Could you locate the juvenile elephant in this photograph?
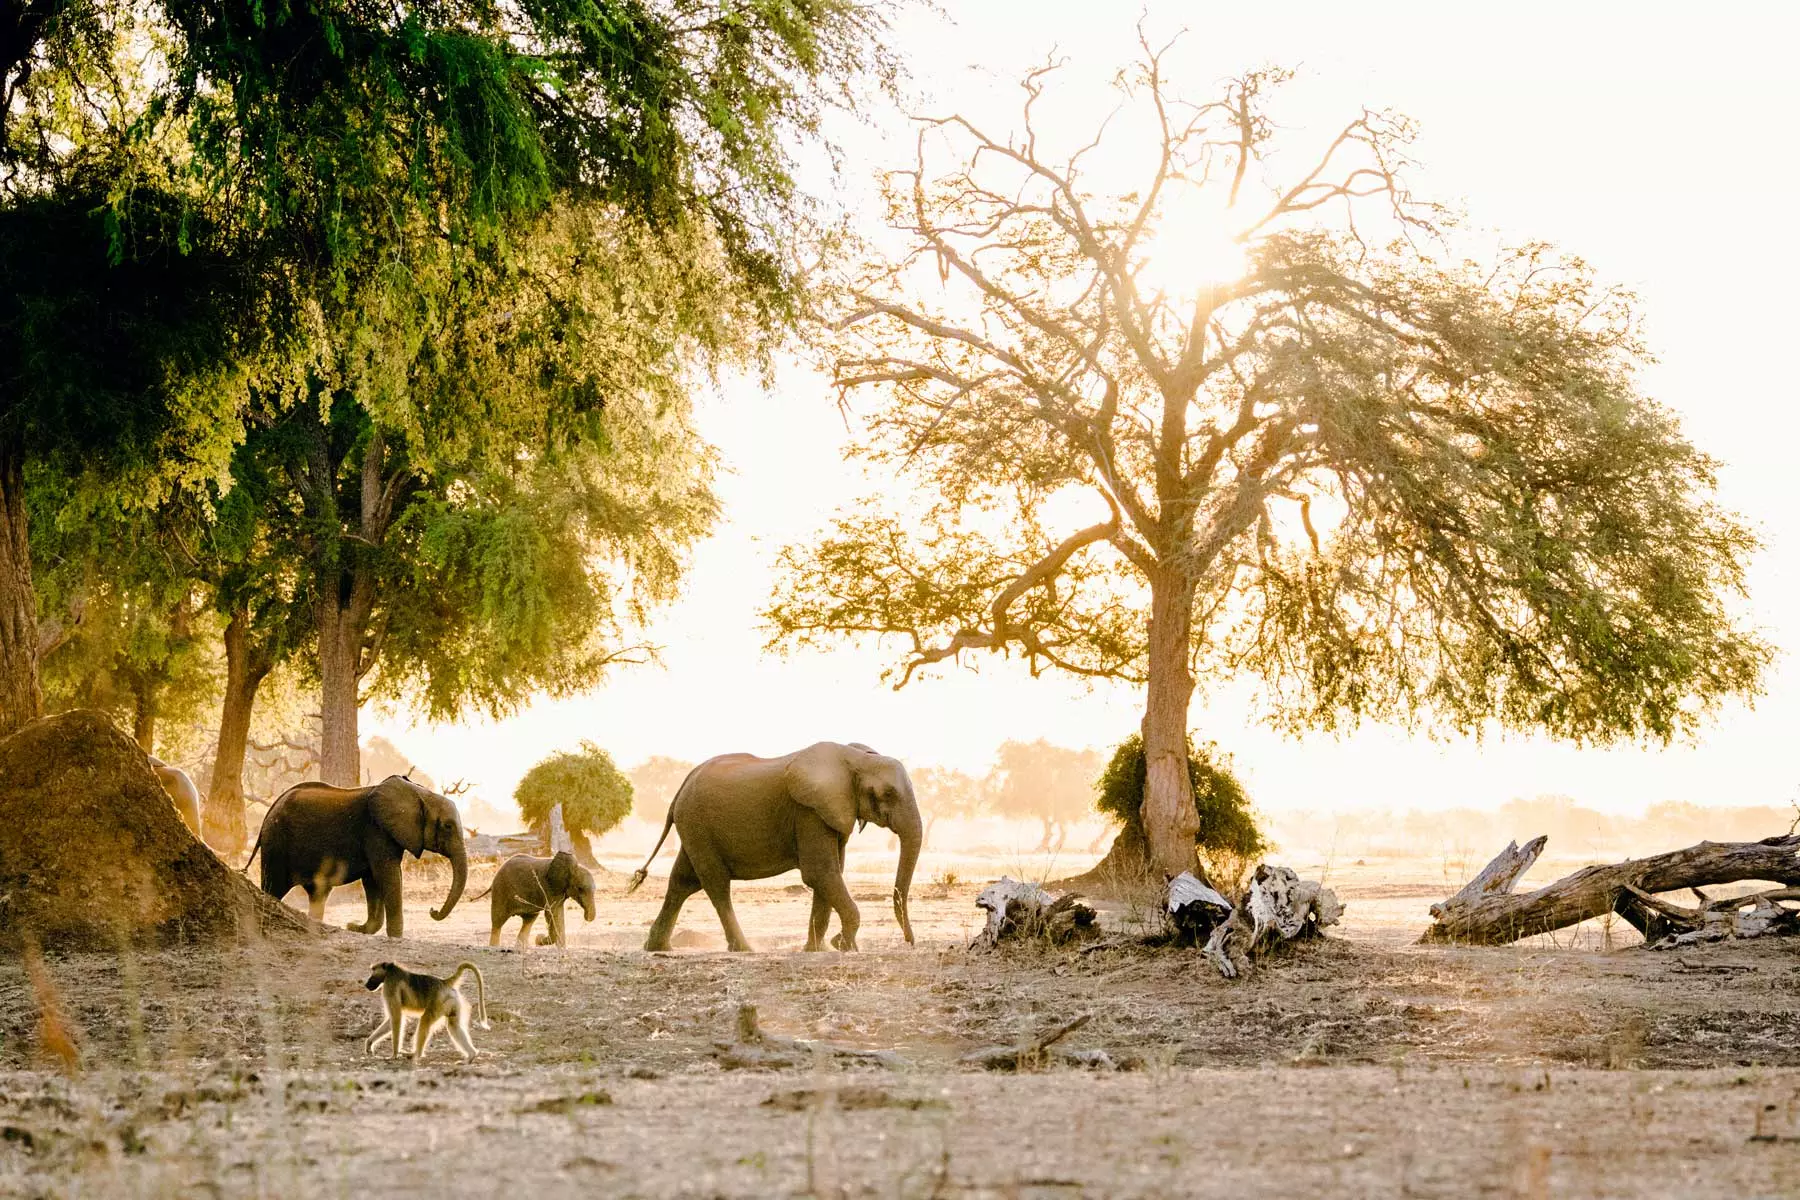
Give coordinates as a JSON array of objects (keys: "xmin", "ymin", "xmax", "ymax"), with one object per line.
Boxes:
[
  {"xmin": 245, "ymin": 775, "xmax": 467, "ymax": 938},
  {"xmin": 475, "ymin": 851, "xmax": 596, "ymax": 949},
  {"xmin": 627, "ymin": 741, "xmax": 921, "ymax": 952},
  {"xmin": 147, "ymin": 754, "xmax": 202, "ymax": 836}
]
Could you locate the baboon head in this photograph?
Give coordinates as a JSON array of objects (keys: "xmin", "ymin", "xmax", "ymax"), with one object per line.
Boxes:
[{"xmin": 365, "ymin": 962, "xmax": 398, "ymax": 991}]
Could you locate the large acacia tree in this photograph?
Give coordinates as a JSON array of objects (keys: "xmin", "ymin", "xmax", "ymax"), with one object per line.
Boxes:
[{"xmin": 767, "ymin": 45, "xmax": 1770, "ymax": 878}]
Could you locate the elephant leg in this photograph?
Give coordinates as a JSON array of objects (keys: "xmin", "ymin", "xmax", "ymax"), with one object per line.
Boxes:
[
  {"xmin": 383, "ymin": 866, "xmax": 406, "ymax": 939},
  {"xmin": 307, "ymin": 887, "xmax": 329, "ymax": 923},
  {"xmin": 804, "ymin": 890, "xmax": 832, "ymax": 952},
  {"xmin": 347, "ymin": 884, "xmax": 383, "ymax": 935},
  {"xmin": 800, "ymin": 828, "xmax": 859, "ymax": 951},
  {"xmin": 537, "ymin": 904, "xmax": 564, "ymax": 947},
  {"xmin": 688, "ymin": 844, "xmax": 751, "ymax": 952},
  {"xmin": 515, "ymin": 913, "xmax": 538, "ymax": 950},
  {"xmin": 645, "ymin": 850, "xmax": 702, "ymax": 951},
  {"xmin": 489, "ymin": 919, "xmax": 503, "ymax": 948}
]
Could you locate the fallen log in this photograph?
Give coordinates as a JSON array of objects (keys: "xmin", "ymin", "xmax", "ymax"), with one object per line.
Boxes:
[{"xmin": 1422, "ymin": 835, "xmax": 1800, "ymax": 945}]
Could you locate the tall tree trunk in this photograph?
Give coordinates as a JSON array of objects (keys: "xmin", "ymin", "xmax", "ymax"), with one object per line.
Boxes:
[
  {"xmin": 0, "ymin": 438, "xmax": 42, "ymax": 738},
  {"xmin": 205, "ymin": 606, "xmax": 272, "ymax": 853},
  {"xmin": 1140, "ymin": 571, "xmax": 1199, "ymax": 877},
  {"xmin": 132, "ymin": 684, "xmax": 157, "ymax": 752},
  {"xmin": 317, "ymin": 599, "xmax": 361, "ymax": 787}
]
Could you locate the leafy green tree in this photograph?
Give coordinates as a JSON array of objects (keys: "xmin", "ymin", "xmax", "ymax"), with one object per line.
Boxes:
[
  {"xmin": 1094, "ymin": 734, "xmax": 1265, "ymax": 882},
  {"xmin": 766, "ymin": 47, "xmax": 1770, "ymax": 878},
  {"xmin": 516, "ymin": 741, "xmax": 635, "ymax": 861},
  {"xmin": 0, "ymin": 0, "xmax": 896, "ymax": 755},
  {"xmin": 986, "ymin": 740, "xmax": 1103, "ymax": 853}
]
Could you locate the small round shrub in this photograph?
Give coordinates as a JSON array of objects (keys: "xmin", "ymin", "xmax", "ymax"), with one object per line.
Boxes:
[
  {"xmin": 1094, "ymin": 733, "xmax": 1267, "ymax": 862},
  {"xmin": 515, "ymin": 741, "xmax": 634, "ymax": 840}
]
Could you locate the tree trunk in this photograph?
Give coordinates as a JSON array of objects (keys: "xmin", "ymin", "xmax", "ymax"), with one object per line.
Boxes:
[
  {"xmin": 1140, "ymin": 572, "xmax": 1199, "ymax": 876},
  {"xmin": 1424, "ymin": 835, "xmax": 1800, "ymax": 945},
  {"xmin": 317, "ymin": 600, "xmax": 361, "ymax": 787},
  {"xmin": 0, "ymin": 438, "xmax": 42, "ymax": 738},
  {"xmin": 132, "ymin": 685, "xmax": 157, "ymax": 752},
  {"xmin": 205, "ymin": 607, "xmax": 272, "ymax": 854}
]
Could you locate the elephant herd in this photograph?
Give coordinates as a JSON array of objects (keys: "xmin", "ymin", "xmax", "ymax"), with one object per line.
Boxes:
[{"xmin": 240, "ymin": 741, "xmax": 924, "ymax": 952}]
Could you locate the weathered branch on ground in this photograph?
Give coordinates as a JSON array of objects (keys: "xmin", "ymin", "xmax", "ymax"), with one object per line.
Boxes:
[
  {"xmin": 1423, "ymin": 835, "xmax": 1800, "ymax": 945},
  {"xmin": 960, "ymin": 1013, "xmax": 1107, "ymax": 1071},
  {"xmin": 714, "ymin": 1004, "xmax": 905, "ymax": 1071},
  {"xmin": 1624, "ymin": 884, "xmax": 1800, "ymax": 949}
]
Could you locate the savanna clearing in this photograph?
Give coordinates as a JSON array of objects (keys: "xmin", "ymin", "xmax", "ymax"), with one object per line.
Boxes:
[{"xmin": 4, "ymin": 852, "xmax": 1799, "ymax": 1199}]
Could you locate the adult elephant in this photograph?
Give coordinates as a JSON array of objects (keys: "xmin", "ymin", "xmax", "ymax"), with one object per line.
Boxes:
[
  {"xmin": 245, "ymin": 775, "xmax": 467, "ymax": 938},
  {"xmin": 626, "ymin": 742, "xmax": 921, "ymax": 952},
  {"xmin": 147, "ymin": 755, "xmax": 202, "ymax": 836}
]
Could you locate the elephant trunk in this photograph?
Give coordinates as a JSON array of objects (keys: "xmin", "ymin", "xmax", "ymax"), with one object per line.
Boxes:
[
  {"xmin": 892, "ymin": 803, "xmax": 921, "ymax": 946},
  {"xmin": 430, "ymin": 837, "xmax": 467, "ymax": 921}
]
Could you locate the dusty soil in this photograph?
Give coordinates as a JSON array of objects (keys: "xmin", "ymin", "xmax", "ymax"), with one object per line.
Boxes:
[{"xmin": 3, "ymin": 851, "xmax": 1799, "ymax": 1197}]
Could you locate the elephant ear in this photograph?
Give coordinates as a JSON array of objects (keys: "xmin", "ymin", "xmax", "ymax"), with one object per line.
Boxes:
[
  {"xmin": 546, "ymin": 851, "xmax": 576, "ymax": 894},
  {"xmin": 369, "ymin": 779, "xmax": 427, "ymax": 857},
  {"xmin": 784, "ymin": 743, "xmax": 859, "ymax": 838}
]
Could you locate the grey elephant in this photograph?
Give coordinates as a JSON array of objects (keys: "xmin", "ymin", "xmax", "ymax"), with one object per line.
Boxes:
[
  {"xmin": 473, "ymin": 851, "xmax": 597, "ymax": 948},
  {"xmin": 627, "ymin": 741, "xmax": 922, "ymax": 952},
  {"xmin": 147, "ymin": 754, "xmax": 202, "ymax": 836},
  {"xmin": 244, "ymin": 775, "xmax": 468, "ymax": 937}
]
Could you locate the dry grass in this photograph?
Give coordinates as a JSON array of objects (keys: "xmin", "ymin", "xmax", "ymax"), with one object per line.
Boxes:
[{"xmin": 3, "ymin": 857, "xmax": 1799, "ymax": 1196}]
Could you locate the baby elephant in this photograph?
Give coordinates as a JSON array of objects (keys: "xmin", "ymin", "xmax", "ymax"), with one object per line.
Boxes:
[{"xmin": 479, "ymin": 851, "xmax": 596, "ymax": 949}]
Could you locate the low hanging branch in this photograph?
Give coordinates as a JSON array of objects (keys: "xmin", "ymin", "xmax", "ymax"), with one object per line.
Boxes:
[{"xmin": 1423, "ymin": 835, "xmax": 1800, "ymax": 946}]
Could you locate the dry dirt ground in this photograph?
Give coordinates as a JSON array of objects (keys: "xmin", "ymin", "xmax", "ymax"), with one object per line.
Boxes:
[{"xmin": 3, "ymin": 851, "xmax": 1800, "ymax": 1198}]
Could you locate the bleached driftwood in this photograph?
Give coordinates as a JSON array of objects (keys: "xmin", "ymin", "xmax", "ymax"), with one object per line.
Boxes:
[
  {"xmin": 973, "ymin": 877, "xmax": 1097, "ymax": 946},
  {"xmin": 1423, "ymin": 835, "xmax": 1800, "ymax": 945},
  {"xmin": 1200, "ymin": 865, "xmax": 1343, "ymax": 979},
  {"xmin": 1165, "ymin": 871, "xmax": 1233, "ymax": 945},
  {"xmin": 1429, "ymin": 836, "xmax": 1547, "ymax": 920},
  {"xmin": 1627, "ymin": 884, "xmax": 1800, "ymax": 949}
]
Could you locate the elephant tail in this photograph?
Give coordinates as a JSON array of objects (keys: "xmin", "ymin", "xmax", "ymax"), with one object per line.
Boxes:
[
  {"xmin": 239, "ymin": 825, "xmax": 267, "ymax": 874},
  {"xmin": 466, "ymin": 882, "xmax": 494, "ymax": 903},
  {"xmin": 627, "ymin": 775, "xmax": 692, "ymax": 893}
]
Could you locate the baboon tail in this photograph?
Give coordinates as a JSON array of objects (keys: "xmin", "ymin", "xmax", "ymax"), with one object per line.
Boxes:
[{"xmin": 450, "ymin": 962, "xmax": 488, "ymax": 1027}]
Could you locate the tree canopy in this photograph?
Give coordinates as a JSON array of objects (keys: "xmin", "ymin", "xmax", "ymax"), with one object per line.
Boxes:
[
  {"xmin": 516, "ymin": 741, "xmax": 635, "ymax": 841},
  {"xmin": 766, "ymin": 40, "xmax": 1770, "ymax": 877}
]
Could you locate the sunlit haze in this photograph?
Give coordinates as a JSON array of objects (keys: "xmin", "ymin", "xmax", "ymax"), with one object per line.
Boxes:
[{"xmin": 369, "ymin": 1, "xmax": 1800, "ymax": 826}]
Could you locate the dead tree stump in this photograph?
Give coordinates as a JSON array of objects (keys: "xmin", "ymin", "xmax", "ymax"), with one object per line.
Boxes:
[{"xmin": 1424, "ymin": 835, "xmax": 1800, "ymax": 945}]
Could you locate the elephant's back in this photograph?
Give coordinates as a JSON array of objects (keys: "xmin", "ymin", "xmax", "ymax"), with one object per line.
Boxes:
[{"xmin": 677, "ymin": 755, "xmax": 789, "ymax": 817}]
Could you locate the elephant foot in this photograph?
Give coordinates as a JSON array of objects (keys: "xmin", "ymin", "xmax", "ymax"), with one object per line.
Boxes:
[
  {"xmin": 830, "ymin": 932, "xmax": 858, "ymax": 952},
  {"xmin": 346, "ymin": 921, "xmax": 374, "ymax": 934}
]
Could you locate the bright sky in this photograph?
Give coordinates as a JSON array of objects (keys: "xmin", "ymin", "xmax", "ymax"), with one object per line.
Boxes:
[{"xmin": 371, "ymin": 1, "xmax": 1800, "ymax": 822}]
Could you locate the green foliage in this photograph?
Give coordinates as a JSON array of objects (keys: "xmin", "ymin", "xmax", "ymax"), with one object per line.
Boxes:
[
  {"xmin": 515, "ymin": 741, "xmax": 634, "ymax": 839},
  {"xmin": 1095, "ymin": 735, "xmax": 1267, "ymax": 860},
  {"xmin": 766, "ymin": 56, "xmax": 1769, "ymax": 748},
  {"xmin": 0, "ymin": 182, "xmax": 266, "ymax": 491}
]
